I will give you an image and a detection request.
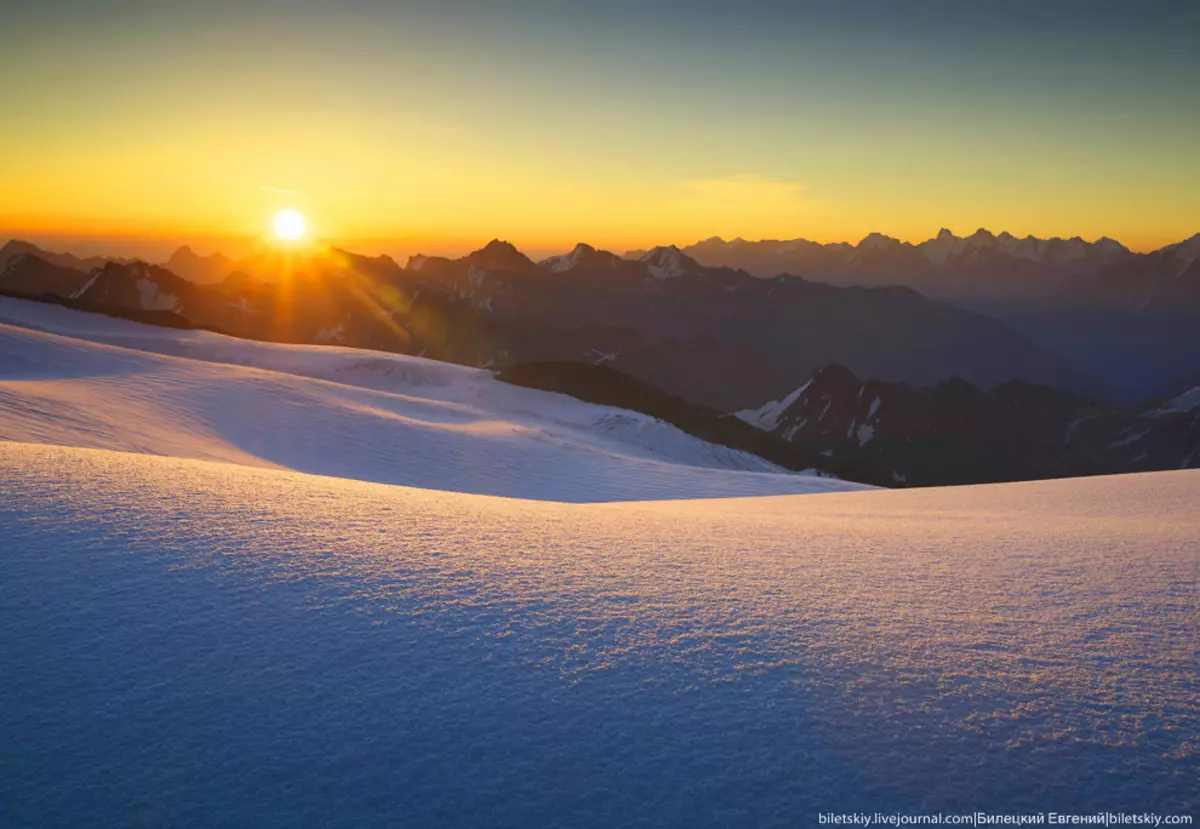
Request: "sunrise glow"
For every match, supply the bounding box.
[273,209,306,242]
[1,4,1197,257]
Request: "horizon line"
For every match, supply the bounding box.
[3,226,1198,262]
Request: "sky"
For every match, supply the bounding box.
[1,0,1198,259]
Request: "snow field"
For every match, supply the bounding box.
[1,443,1196,825]
[0,298,867,502]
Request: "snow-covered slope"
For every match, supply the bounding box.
[0,298,864,501]
[1,442,1196,824]
[2,296,1196,823]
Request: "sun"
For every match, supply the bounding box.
[273,209,306,241]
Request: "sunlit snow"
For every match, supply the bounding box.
[0,299,1196,825]
[0,298,865,502]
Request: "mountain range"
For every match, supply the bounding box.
[2,235,1196,486]
[2,238,1106,412]
[631,229,1200,307]
[630,229,1200,400]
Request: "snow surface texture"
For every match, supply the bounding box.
[0,298,866,502]
[1,442,1197,826]
[1,298,1196,824]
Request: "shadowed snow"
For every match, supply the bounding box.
[0,443,1196,825]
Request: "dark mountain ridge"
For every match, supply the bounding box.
[735,363,1199,486]
[0,240,131,274]
[4,239,1195,488]
[636,229,1200,401]
[2,238,1106,412]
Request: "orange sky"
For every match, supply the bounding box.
[3,2,1197,259]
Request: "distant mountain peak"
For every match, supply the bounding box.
[541,243,625,274]
[467,239,535,272]
[806,363,863,396]
[2,239,44,258]
[1163,232,1200,265]
[858,232,901,249]
[0,239,118,274]
[639,245,699,279]
[163,245,237,284]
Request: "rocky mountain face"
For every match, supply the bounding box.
[0,254,94,297]
[736,364,1200,486]
[0,238,1104,412]
[641,230,1200,401]
[495,361,839,477]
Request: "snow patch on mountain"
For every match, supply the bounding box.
[735,379,812,431]
[640,246,694,279]
[70,270,101,299]
[542,243,604,273]
[1152,386,1200,415]
[135,277,181,312]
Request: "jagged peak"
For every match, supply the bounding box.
[0,239,43,254]
[466,239,536,271]
[859,232,895,243]
[639,245,701,278]
[541,243,620,274]
[811,362,861,385]
[857,232,904,252]
[641,244,683,259]
[480,239,521,255]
